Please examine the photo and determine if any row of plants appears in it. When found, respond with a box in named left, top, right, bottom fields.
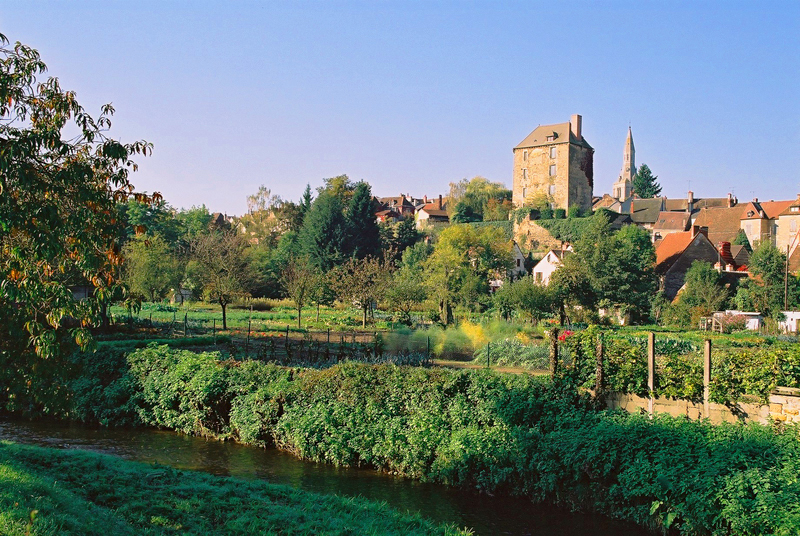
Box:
left=0, top=441, right=465, bottom=535
left=564, top=327, right=800, bottom=403
left=8, top=344, right=797, bottom=535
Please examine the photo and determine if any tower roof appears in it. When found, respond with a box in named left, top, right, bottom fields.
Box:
left=514, top=122, right=592, bottom=150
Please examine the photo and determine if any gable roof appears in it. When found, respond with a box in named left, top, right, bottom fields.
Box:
left=515, top=122, right=592, bottom=150
left=628, top=197, right=665, bottom=224
left=655, top=231, right=697, bottom=272
left=740, top=200, right=794, bottom=220
left=692, top=205, right=746, bottom=244
left=653, top=211, right=690, bottom=232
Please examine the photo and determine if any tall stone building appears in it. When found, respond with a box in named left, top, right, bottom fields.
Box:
left=512, top=114, right=594, bottom=212
left=611, top=126, right=635, bottom=201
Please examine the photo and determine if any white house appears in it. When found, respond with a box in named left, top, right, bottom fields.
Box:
left=532, top=248, right=572, bottom=285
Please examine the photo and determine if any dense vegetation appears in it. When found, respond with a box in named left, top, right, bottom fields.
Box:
left=0, top=441, right=465, bottom=535
left=6, top=344, right=799, bottom=536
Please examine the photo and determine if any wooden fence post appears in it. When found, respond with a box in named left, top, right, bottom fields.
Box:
left=704, top=339, right=712, bottom=419
left=285, top=325, right=289, bottom=350
left=549, top=328, right=559, bottom=376
left=213, top=319, right=216, bottom=345
left=184, top=313, right=188, bottom=337
left=486, top=342, right=490, bottom=368
left=595, top=332, right=604, bottom=401
left=426, top=336, right=430, bottom=364
left=648, top=332, right=655, bottom=416
left=246, top=319, right=251, bottom=356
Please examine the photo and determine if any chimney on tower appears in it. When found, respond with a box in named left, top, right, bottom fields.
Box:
left=438, top=195, right=443, bottom=210
left=570, top=114, right=582, bottom=140
left=687, top=191, right=694, bottom=213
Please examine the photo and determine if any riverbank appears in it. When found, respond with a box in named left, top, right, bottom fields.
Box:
left=0, top=440, right=467, bottom=535
left=4, top=343, right=800, bottom=535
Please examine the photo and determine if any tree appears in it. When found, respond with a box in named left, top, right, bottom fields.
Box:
left=732, top=229, right=753, bottom=253
left=346, top=181, right=382, bottom=259
left=385, top=265, right=426, bottom=325
left=560, top=213, right=657, bottom=322
left=123, top=235, right=183, bottom=302
left=331, top=256, right=390, bottom=327
left=632, top=164, right=662, bottom=198
left=735, top=241, right=792, bottom=316
left=448, top=176, right=512, bottom=221
left=175, top=205, right=212, bottom=243
left=281, top=258, right=316, bottom=328
left=298, top=191, right=348, bottom=272
left=0, top=34, right=154, bottom=361
left=450, top=202, right=482, bottom=223
left=190, top=231, right=254, bottom=329
left=423, top=224, right=512, bottom=324
left=681, top=261, right=729, bottom=314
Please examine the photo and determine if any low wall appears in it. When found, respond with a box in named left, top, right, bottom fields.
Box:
left=605, top=387, right=800, bottom=425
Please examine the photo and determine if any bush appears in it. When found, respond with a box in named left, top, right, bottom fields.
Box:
left=553, top=208, right=566, bottom=219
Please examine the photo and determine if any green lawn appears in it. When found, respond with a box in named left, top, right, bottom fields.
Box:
left=0, top=441, right=469, bottom=536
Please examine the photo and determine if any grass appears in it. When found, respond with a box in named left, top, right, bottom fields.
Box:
left=0, top=441, right=470, bottom=536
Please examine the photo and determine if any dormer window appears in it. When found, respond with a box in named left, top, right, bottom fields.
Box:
left=792, top=207, right=799, bottom=212
left=546, top=135, right=554, bottom=142
left=747, top=210, right=755, bottom=217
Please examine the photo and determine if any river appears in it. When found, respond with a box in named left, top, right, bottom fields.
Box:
left=0, top=417, right=649, bottom=536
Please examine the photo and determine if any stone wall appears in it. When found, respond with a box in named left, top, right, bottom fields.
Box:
left=514, top=218, right=562, bottom=252
left=605, top=387, right=800, bottom=425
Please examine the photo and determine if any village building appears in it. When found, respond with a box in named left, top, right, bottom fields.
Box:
left=775, top=195, right=800, bottom=255
left=512, top=114, right=594, bottom=213
left=415, top=195, right=449, bottom=229
left=652, top=211, right=691, bottom=243
left=532, top=248, right=572, bottom=285
left=739, top=198, right=794, bottom=246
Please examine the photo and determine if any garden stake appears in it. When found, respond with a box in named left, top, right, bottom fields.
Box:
left=648, top=332, right=655, bottom=416
left=704, top=340, right=712, bottom=418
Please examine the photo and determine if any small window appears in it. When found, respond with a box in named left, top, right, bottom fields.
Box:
left=516, top=258, right=521, bottom=267
left=546, top=136, right=554, bottom=142
left=791, top=220, right=797, bottom=233
left=792, top=207, right=799, bottom=212
left=549, top=164, right=556, bottom=176
left=535, top=272, right=542, bottom=282
left=550, top=146, right=557, bottom=159
left=522, top=187, right=527, bottom=199
left=549, top=185, right=556, bottom=196
left=523, top=150, right=528, bottom=161
left=522, top=169, right=528, bottom=180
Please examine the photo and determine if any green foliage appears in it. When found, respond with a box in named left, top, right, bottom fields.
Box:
left=0, top=441, right=466, bottom=535
left=732, top=229, right=752, bottom=253
left=0, top=33, right=153, bottom=361
left=632, top=163, right=662, bottom=198
left=447, top=176, right=511, bottom=222
left=553, top=208, right=566, bottom=219
left=298, top=190, right=348, bottom=272
left=536, top=215, right=595, bottom=243
left=679, top=261, right=730, bottom=315
left=735, top=240, right=794, bottom=316
left=123, top=235, right=184, bottom=302
left=346, top=181, right=382, bottom=259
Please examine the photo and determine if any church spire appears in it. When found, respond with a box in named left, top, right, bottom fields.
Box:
left=611, top=127, right=635, bottom=201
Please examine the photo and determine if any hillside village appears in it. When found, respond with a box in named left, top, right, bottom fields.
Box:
left=247, top=113, right=796, bottom=330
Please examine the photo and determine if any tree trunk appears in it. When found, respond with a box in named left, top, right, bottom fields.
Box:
left=362, top=305, right=367, bottom=328
left=221, top=301, right=228, bottom=330
left=298, top=306, right=302, bottom=329
left=316, top=303, right=320, bottom=322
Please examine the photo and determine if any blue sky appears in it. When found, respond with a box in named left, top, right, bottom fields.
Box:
left=2, top=1, right=798, bottom=214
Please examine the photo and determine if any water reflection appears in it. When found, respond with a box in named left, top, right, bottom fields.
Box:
left=0, top=417, right=649, bottom=536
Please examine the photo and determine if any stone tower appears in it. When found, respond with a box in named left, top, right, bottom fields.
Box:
left=611, top=127, right=635, bottom=201
left=512, top=114, right=594, bottom=212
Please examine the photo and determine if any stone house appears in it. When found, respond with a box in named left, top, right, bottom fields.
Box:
left=739, top=198, right=794, bottom=246
left=512, top=114, right=594, bottom=213
left=655, top=228, right=724, bottom=300
left=378, top=195, right=416, bottom=218
left=774, top=195, right=800, bottom=256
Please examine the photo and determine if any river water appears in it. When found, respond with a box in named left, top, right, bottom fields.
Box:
left=0, top=417, right=649, bottom=536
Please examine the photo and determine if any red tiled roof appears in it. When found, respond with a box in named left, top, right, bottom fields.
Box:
left=655, top=231, right=696, bottom=272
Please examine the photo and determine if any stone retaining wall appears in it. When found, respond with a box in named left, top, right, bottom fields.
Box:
left=605, top=387, right=800, bottom=425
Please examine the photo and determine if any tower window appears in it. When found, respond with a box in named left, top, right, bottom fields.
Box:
left=549, top=164, right=556, bottom=176
left=549, top=185, right=556, bottom=196
left=523, top=150, right=528, bottom=161
left=522, top=169, right=527, bottom=180
left=550, top=146, right=557, bottom=159
left=522, top=187, right=527, bottom=199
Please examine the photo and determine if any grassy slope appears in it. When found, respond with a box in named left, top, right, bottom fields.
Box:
left=0, top=441, right=468, bottom=536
